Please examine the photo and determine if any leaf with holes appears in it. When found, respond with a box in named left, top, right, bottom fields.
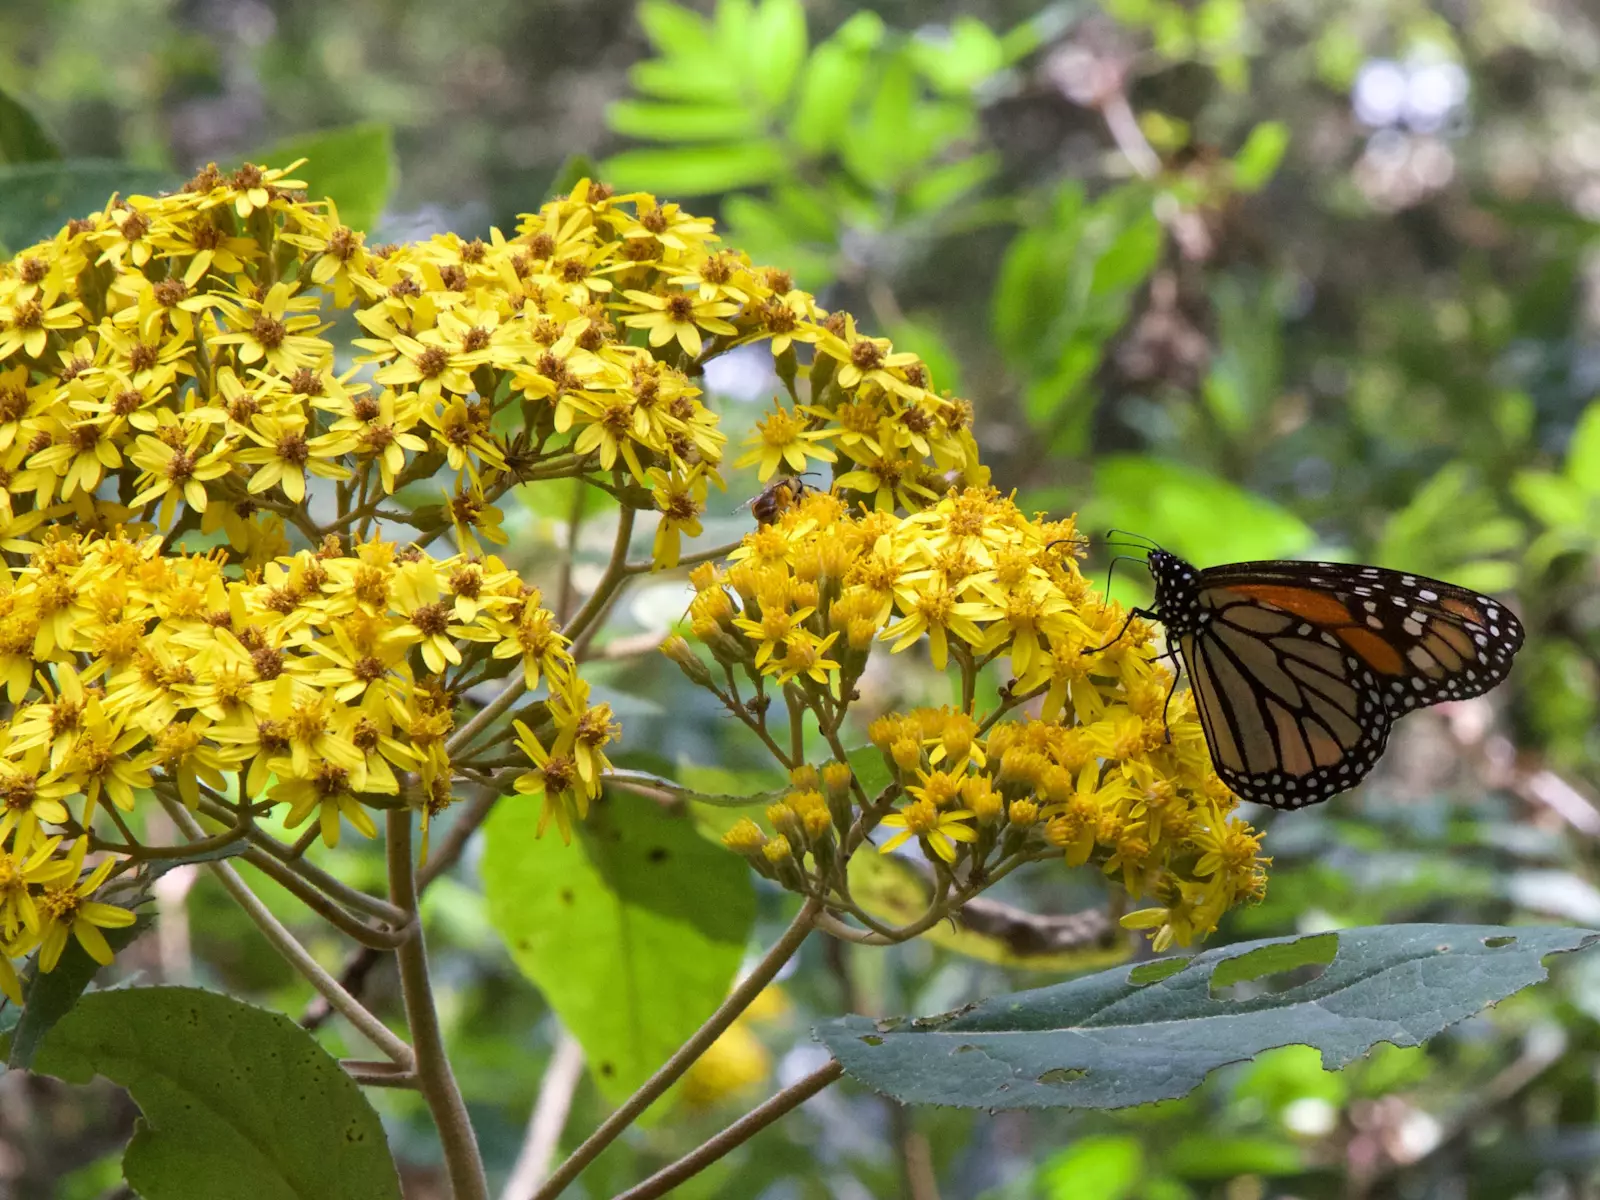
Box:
left=483, top=788, right=755, bottom=1108
left=31, top=987, right=400, bottom=1199
left=815, top=924, right=1597, bottom=1110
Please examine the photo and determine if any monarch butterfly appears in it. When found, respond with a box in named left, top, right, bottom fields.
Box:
left=1111, top=540, right=1524, bottom=810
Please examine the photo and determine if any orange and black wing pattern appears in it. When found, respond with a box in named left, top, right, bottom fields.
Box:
left=1146, top=550, right=1523, bottom=811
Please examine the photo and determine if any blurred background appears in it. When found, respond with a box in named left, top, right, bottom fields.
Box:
left=5, top=0, right=1600, bottom=1197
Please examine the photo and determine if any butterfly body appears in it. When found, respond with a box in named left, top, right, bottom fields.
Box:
left=1141, top=549, right=1524, bottom=810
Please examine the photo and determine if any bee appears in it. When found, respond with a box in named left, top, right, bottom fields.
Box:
left=745, top=474, right=818, bottom=526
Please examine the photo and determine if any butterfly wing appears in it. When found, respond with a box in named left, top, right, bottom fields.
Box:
left=1178, top=619, right=1392, bottom=811
left=1174, top=561, right=1521, bottom=810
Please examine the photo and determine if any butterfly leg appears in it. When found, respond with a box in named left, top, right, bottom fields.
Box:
left=1156, top=649, right=1181, bottom=743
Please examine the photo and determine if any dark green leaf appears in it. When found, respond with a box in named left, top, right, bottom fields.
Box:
left=815, top=925, right=1596, bottom=1109
left=0, top=160, right=179, bottom=255
left=606, top=101, right=764, bottom=143
left=601, top=142, right=787, bottom=196
left=0, top=87, right=61, bottom=164
left=483, top=788, right=756, bottom=1106
left=9, top=914, right=153, bottom=1070
left=31, top=987, right=400, bottom=1199
left=242, top=123, right=394, bottom=234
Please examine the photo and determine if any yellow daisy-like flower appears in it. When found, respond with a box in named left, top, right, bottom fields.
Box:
left=878, top=798, right=977, bottom=864
left=734, top=404, right=838, bottom=482
left=34, top=840, right=138, bottom=972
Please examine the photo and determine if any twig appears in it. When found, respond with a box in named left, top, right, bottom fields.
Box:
left=342, top=1059, right=420, bottom=1090
left=387, top=809, right=489, bottom=1200
left=533, top=897, right=822, bottom=1200
left=165, top=803, right=413, bottom=1067
left=611, top=1060, right=845, bottom=1200
left=500, top=1030, right=585, bottom=1200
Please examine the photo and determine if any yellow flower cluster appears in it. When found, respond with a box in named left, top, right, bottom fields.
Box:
left=692, top=487, right=1269, bottom=950
left=0, top=529, right=613, bottom=997
left=0, top=158, right=993, bottom=992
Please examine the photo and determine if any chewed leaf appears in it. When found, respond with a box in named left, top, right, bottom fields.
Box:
left=815, top=924, right=1598, bottom=1110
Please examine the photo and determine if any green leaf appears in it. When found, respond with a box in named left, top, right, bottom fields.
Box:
left=8, top=915, right=153, bottom=1069
left=243, top=123, right=394, bottom=234
left=606, top=101, right=764, bottom=143
left=0, top=160, right=179, bottom=255
left=746, top=0, right=809, bottom=108
left=600, top=141, right=787, bottom=196
left=815, top=925, right=1597, bottom=1110
left=788, top=21, right=880, bottom=155
left=1165, top=1134, right=1302, bottom=1178
left=1232, top=121, right=1289, bottom=192
left=904, top=152, right=999, bottom=216
left=1040, top=1135, right=1144, bottom=1200
left=841, top=58, right=920, bottom=188
left=629, top=58, right=746, bottom=104
left=483, top=788, right=756, bottom=1106
left=909, top=17, right=1007, bottom=96
left=0, top=87, right=61, bottom=164
left=31, top=987, right=400, bottom=1199
left=1566, top=399, right=1600, bottom=495
left=1086, top=455, right=1314, bottom=565
left=1376, top=462, right=1523, bottom=591
left=1514, top=470, right=1588, bottom=532
left=637, top=0, right=717, bottom=59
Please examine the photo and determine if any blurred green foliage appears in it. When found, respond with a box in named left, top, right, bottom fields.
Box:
left=5, top=0, right=1600, bottom=1196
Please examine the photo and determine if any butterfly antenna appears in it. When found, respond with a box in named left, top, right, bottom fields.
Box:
left=1105, top=528, right=1160, bottom=549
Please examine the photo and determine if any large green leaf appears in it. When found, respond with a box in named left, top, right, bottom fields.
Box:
left=816, top=925, right=1596, bottom=1109
left=243, top=123, right=394, bottom=234
left=32, top=987, right=400, bottom=1200
left=0, top=160, right=180, bottom=255
left=483, top=788, right=756, bottom=1106
left=0, top=87, right=61, bottom=164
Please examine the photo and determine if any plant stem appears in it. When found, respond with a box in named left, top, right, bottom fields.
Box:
left=166, top=803, right=414, bottom=1067
left=563, top=504, right=637, bottom=647
left=611, top=1060, right=845, bottom=1200
left=387, top=808, right=488, bottom=1200
left=533, top=897, right=822, bottom=1200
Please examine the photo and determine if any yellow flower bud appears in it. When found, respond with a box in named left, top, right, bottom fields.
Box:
left=660, top=635, right=712, bottom=686
left=890, top=735, right=922, bottom=775
left=722, top=818, right=767, bottom=854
